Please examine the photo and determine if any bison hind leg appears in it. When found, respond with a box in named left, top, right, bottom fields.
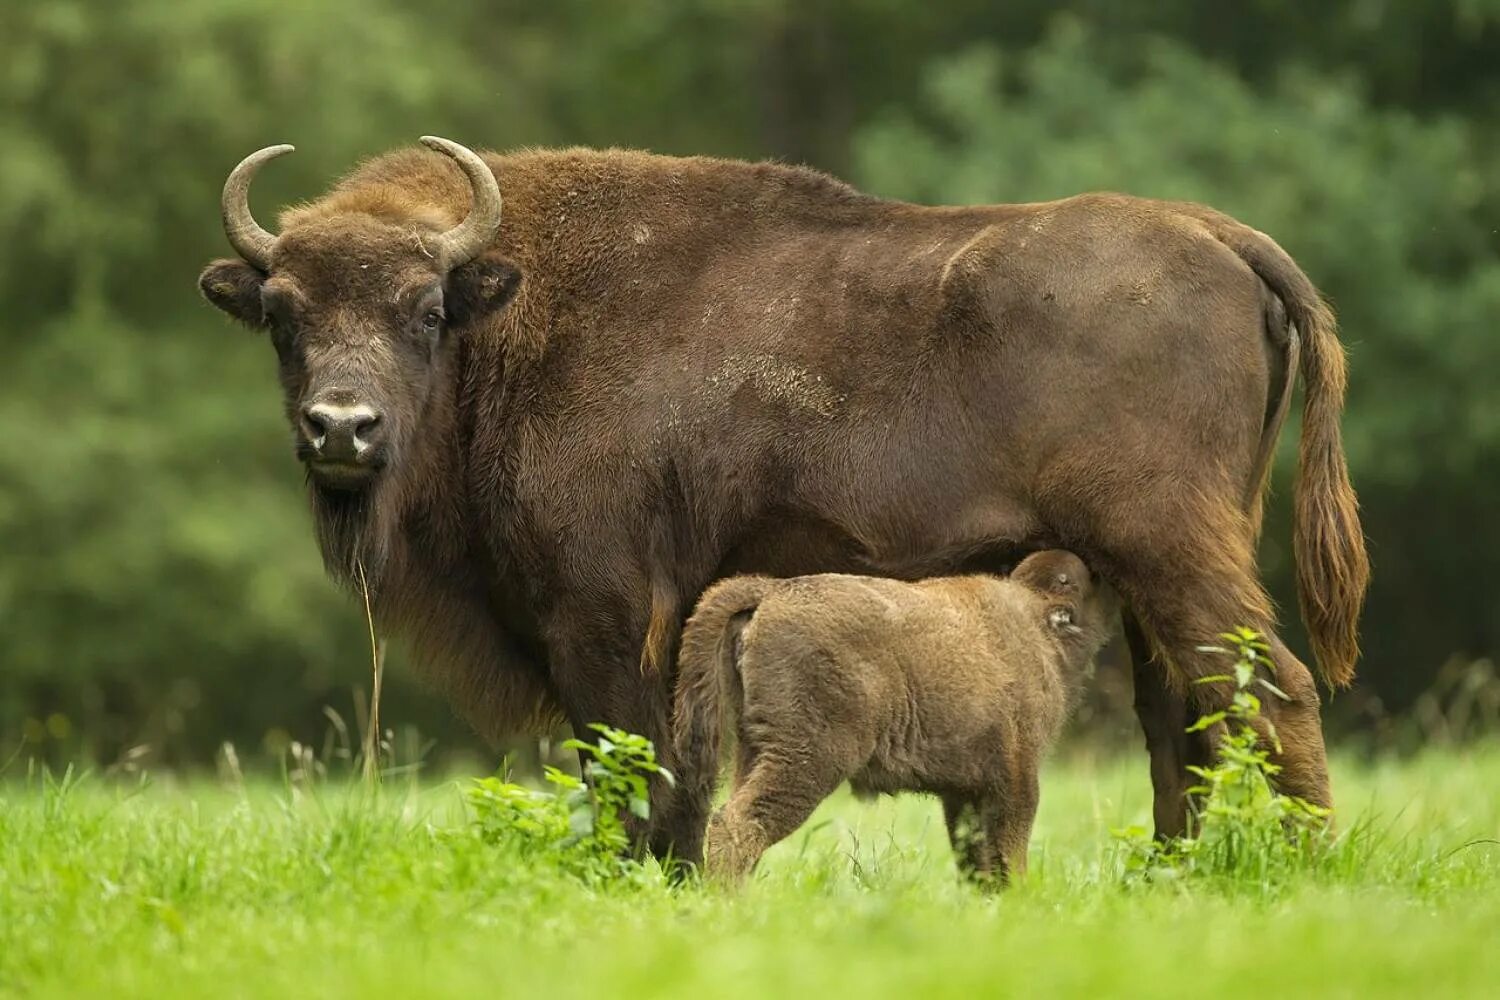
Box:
left=1125, top=610, right=1214, bottom=840
left=1079, top=481, right=1333, bottom=824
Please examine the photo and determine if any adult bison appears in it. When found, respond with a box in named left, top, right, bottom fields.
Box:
left=198, top=136, right=1367, bottom=860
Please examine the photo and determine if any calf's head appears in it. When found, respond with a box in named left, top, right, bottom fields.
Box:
left=1011, top=549, right=1119, bottom=663
left=197, top=137, right=522, bottom=577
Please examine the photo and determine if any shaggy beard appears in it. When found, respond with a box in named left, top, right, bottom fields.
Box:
left=308, top=479, right=398, bottom=590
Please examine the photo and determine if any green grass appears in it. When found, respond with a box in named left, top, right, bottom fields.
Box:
left=2, top=747, right=1498, bottom=999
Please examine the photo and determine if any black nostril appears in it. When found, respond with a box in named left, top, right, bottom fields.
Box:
left=303, top=402, right=381, bottom=459
left=299, top=405, right=328, bottom=447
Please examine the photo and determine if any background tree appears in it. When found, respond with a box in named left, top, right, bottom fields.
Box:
left=1, top=0, right=1495, bottom=765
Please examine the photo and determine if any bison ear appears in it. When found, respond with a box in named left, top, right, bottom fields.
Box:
left=446, top=254, right=522, bottom=326
left=198, top=259, right=268, bottom=327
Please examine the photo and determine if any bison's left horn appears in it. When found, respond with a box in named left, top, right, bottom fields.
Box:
left=220, top=144, right=294, bottom=271
left=420, top=136, right=503, bottom=269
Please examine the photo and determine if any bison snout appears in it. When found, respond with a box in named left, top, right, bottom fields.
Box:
left=300, top=401, right=383, bottom=464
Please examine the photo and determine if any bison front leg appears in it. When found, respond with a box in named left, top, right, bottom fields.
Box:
left=543, top=606, right=706, bottom=869
left=645, top=732, right=711, bottom=870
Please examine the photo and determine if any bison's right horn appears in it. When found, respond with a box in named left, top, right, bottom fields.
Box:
left=420, top=136, right=503, bottom=270
left=220, top=144, right=294, bottom=271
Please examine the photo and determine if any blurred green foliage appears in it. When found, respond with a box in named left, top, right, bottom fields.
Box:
left=1, top=0, right=1497, bottom=765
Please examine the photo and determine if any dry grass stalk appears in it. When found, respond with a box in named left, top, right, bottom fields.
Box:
left=356, top=560, right=386, bottom=784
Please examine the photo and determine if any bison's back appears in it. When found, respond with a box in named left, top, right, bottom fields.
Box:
left=696, top=193, right=1278, bottom=572
left=484, top=149, right=1288, bottom=610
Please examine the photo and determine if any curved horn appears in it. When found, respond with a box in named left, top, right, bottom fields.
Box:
left=221, top=144, right=294, bottom=271
left=420, top=135, right=502, bottom=269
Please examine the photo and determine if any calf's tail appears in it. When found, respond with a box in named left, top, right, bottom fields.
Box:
left=673, top=576, right=776, bottom=825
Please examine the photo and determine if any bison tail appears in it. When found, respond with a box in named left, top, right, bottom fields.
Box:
left=1289, top=296, right=1369, bottom=687
left=1213, top=218, right=1370, bottom=687
left=673, top=576, right=776, bottom=823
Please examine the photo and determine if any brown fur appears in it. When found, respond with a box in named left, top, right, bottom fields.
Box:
left=674, top=551, right=1116, bottom=885
left=197, top=143, right=1368, bottom=856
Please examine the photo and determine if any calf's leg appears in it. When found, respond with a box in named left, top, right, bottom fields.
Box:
left=705, top=751, right=845, bottom=885
left=944, top=770, right=1039, bottom=889
left=942, top=794, right=1000, bottom=884
left=988, top=768, right=1040, bottom=883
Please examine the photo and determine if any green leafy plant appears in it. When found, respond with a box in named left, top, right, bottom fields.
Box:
left=1115, top=628, right=1331, bottom=889
left=555, top=725, right=676, bottom=853
left=466, top=724, right=674, bottom=882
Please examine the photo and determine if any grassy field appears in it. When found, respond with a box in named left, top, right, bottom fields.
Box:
left=2, top=746, right=1498, bottom=999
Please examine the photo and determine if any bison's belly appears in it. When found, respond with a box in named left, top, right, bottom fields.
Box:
left=716, top=509, right=873, bottom=578
left=719, top=495, right=1043, bottom=582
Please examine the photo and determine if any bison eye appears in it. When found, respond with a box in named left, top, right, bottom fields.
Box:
left=421, top=309, right=444, bottom=334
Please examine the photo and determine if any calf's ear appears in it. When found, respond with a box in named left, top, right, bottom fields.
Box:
left=446, top=253, right=522, bottom=326
left=198, top=259, right=268, bottom=327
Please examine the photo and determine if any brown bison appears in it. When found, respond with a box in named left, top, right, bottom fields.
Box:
left=675, top=551, right=1117, bottom=886
left=197, top=136, right=1367, bottom=862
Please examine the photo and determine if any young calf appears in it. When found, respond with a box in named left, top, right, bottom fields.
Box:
left=673, top=550, right=1117, bottom=886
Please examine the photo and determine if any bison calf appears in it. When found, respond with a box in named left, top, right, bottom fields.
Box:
left=674, top=550, right=1117, bottom=886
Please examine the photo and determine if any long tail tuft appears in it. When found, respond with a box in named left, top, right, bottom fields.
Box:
left=1207, top=215, right=1370, bottom=686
